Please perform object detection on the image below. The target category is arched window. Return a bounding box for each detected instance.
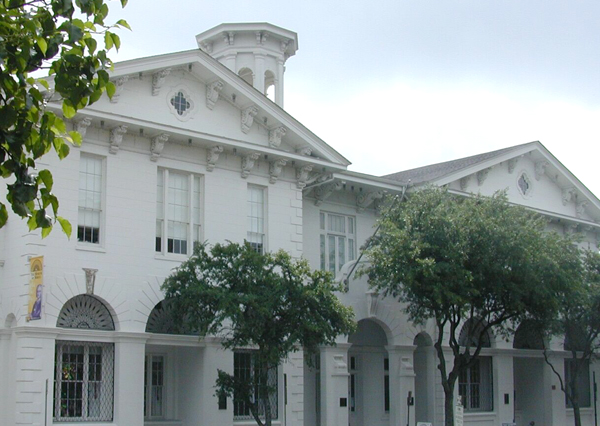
[57,294,115,331]
[238,67,254,86]
[54,295,115,422]
[145,300,199,335]
[513,321,544,350]
[458,318,491,348]
[264,70,275,101]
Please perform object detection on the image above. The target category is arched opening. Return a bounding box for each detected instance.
[264,70,275,101]
[458,319,493,412]
[57,294,115,331]
[238,67,254,86]
[513,320,544,350]
[4,313,17,329]
[145,300,199,335]
[348,319,389,426]
[413,332,434,424]
[54,295,115,421]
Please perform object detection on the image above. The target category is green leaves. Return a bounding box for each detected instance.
[0,0,128,236]
[162,242,355,426]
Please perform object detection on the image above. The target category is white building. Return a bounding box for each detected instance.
[1,23,599,426]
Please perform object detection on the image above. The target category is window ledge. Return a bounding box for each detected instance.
[154,254,189,262]
[76,244,106,253]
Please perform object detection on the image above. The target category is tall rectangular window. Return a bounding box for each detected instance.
[144,355,165,419]
[233,351,278,420]
[54,341,114,422]
[320,212,356,272]
[78,155,103,244]
[458,356,493,412]
[156,170,202,255]
[565,359,591,408]
[247,185,266,254]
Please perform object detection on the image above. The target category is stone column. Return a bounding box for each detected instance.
[113,334,147,426]
[319,343,351,426]
[276,59,285,107]
[254,54,265,94]
[387,345,416,426]
[494,352,515,424]
[8,327,58,426]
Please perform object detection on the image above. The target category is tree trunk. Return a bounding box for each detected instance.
[444,388,455,426]
[572,404,582,426]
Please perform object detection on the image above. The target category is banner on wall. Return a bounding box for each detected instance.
[27,256,44,321]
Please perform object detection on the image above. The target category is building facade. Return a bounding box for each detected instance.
[1,23,599,426]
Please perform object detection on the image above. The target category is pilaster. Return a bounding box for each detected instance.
[386,345,417,426]
[319,343,351,426]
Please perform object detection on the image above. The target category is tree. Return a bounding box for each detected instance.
[0,0,129,236]
[533,250,600,426]
[363,187,575,426]
[161,242,356,426]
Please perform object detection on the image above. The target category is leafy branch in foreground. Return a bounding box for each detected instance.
[0,0,129,236]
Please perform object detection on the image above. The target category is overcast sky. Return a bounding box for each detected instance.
[110,0,600,195]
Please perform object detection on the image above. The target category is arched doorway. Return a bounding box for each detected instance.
[348,319,389,426]
[413,332,435,424]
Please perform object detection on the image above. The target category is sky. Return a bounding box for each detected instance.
[109,0,600,195]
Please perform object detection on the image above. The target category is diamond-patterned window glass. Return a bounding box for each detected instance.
[54,341,114,422]
[233,351,278,421]
[56,295,115,331]
[170,91,190,116]
[517,173,531,196]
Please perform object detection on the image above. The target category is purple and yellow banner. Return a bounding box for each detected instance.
[27,256,43,321]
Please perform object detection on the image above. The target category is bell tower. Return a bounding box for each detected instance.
[196,23,298,107]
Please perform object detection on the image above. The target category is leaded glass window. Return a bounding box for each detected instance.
[319,212,356,272]
[78,155,103,244]
[247,185,266,254]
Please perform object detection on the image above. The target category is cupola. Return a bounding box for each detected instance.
[196,23,298,107]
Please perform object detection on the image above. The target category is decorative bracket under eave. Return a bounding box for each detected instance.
[296,165,313,189]
[577,201,589,219]
[241,152,260,178]
[109,125,128,154]
[268,126,287,148]
[206,145,224,171]
[314,181,343,206]
[269,159,287,184]
[460,175,471,191]
[297,146,312,156]
[357,191,385,212]
[206,80,224,110]
[535,161,550,181]
[562,187,576,206]
[110,76,129,103]
[152,68,171,96]
[241,105,259,134]
[74,117,92,140]
[150,133,169,162]
[477,167,491,186]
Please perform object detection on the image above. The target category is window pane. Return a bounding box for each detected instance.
[78,156,102,244]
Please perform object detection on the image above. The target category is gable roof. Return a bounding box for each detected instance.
[385,141,600,224]
[383,143,531,185]
[103,48,351,168]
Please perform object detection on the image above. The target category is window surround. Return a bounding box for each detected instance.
[155,169,203,257]
[144,353,166,420]
[319,211,356,273]
[77,154,106,247]
[167,86,195,122]
[233,350,278,421]
[247,185,267,254]
[54,340,115,422]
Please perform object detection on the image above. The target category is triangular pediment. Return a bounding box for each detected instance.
[49,49,349,172]
[386,142,600,228]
